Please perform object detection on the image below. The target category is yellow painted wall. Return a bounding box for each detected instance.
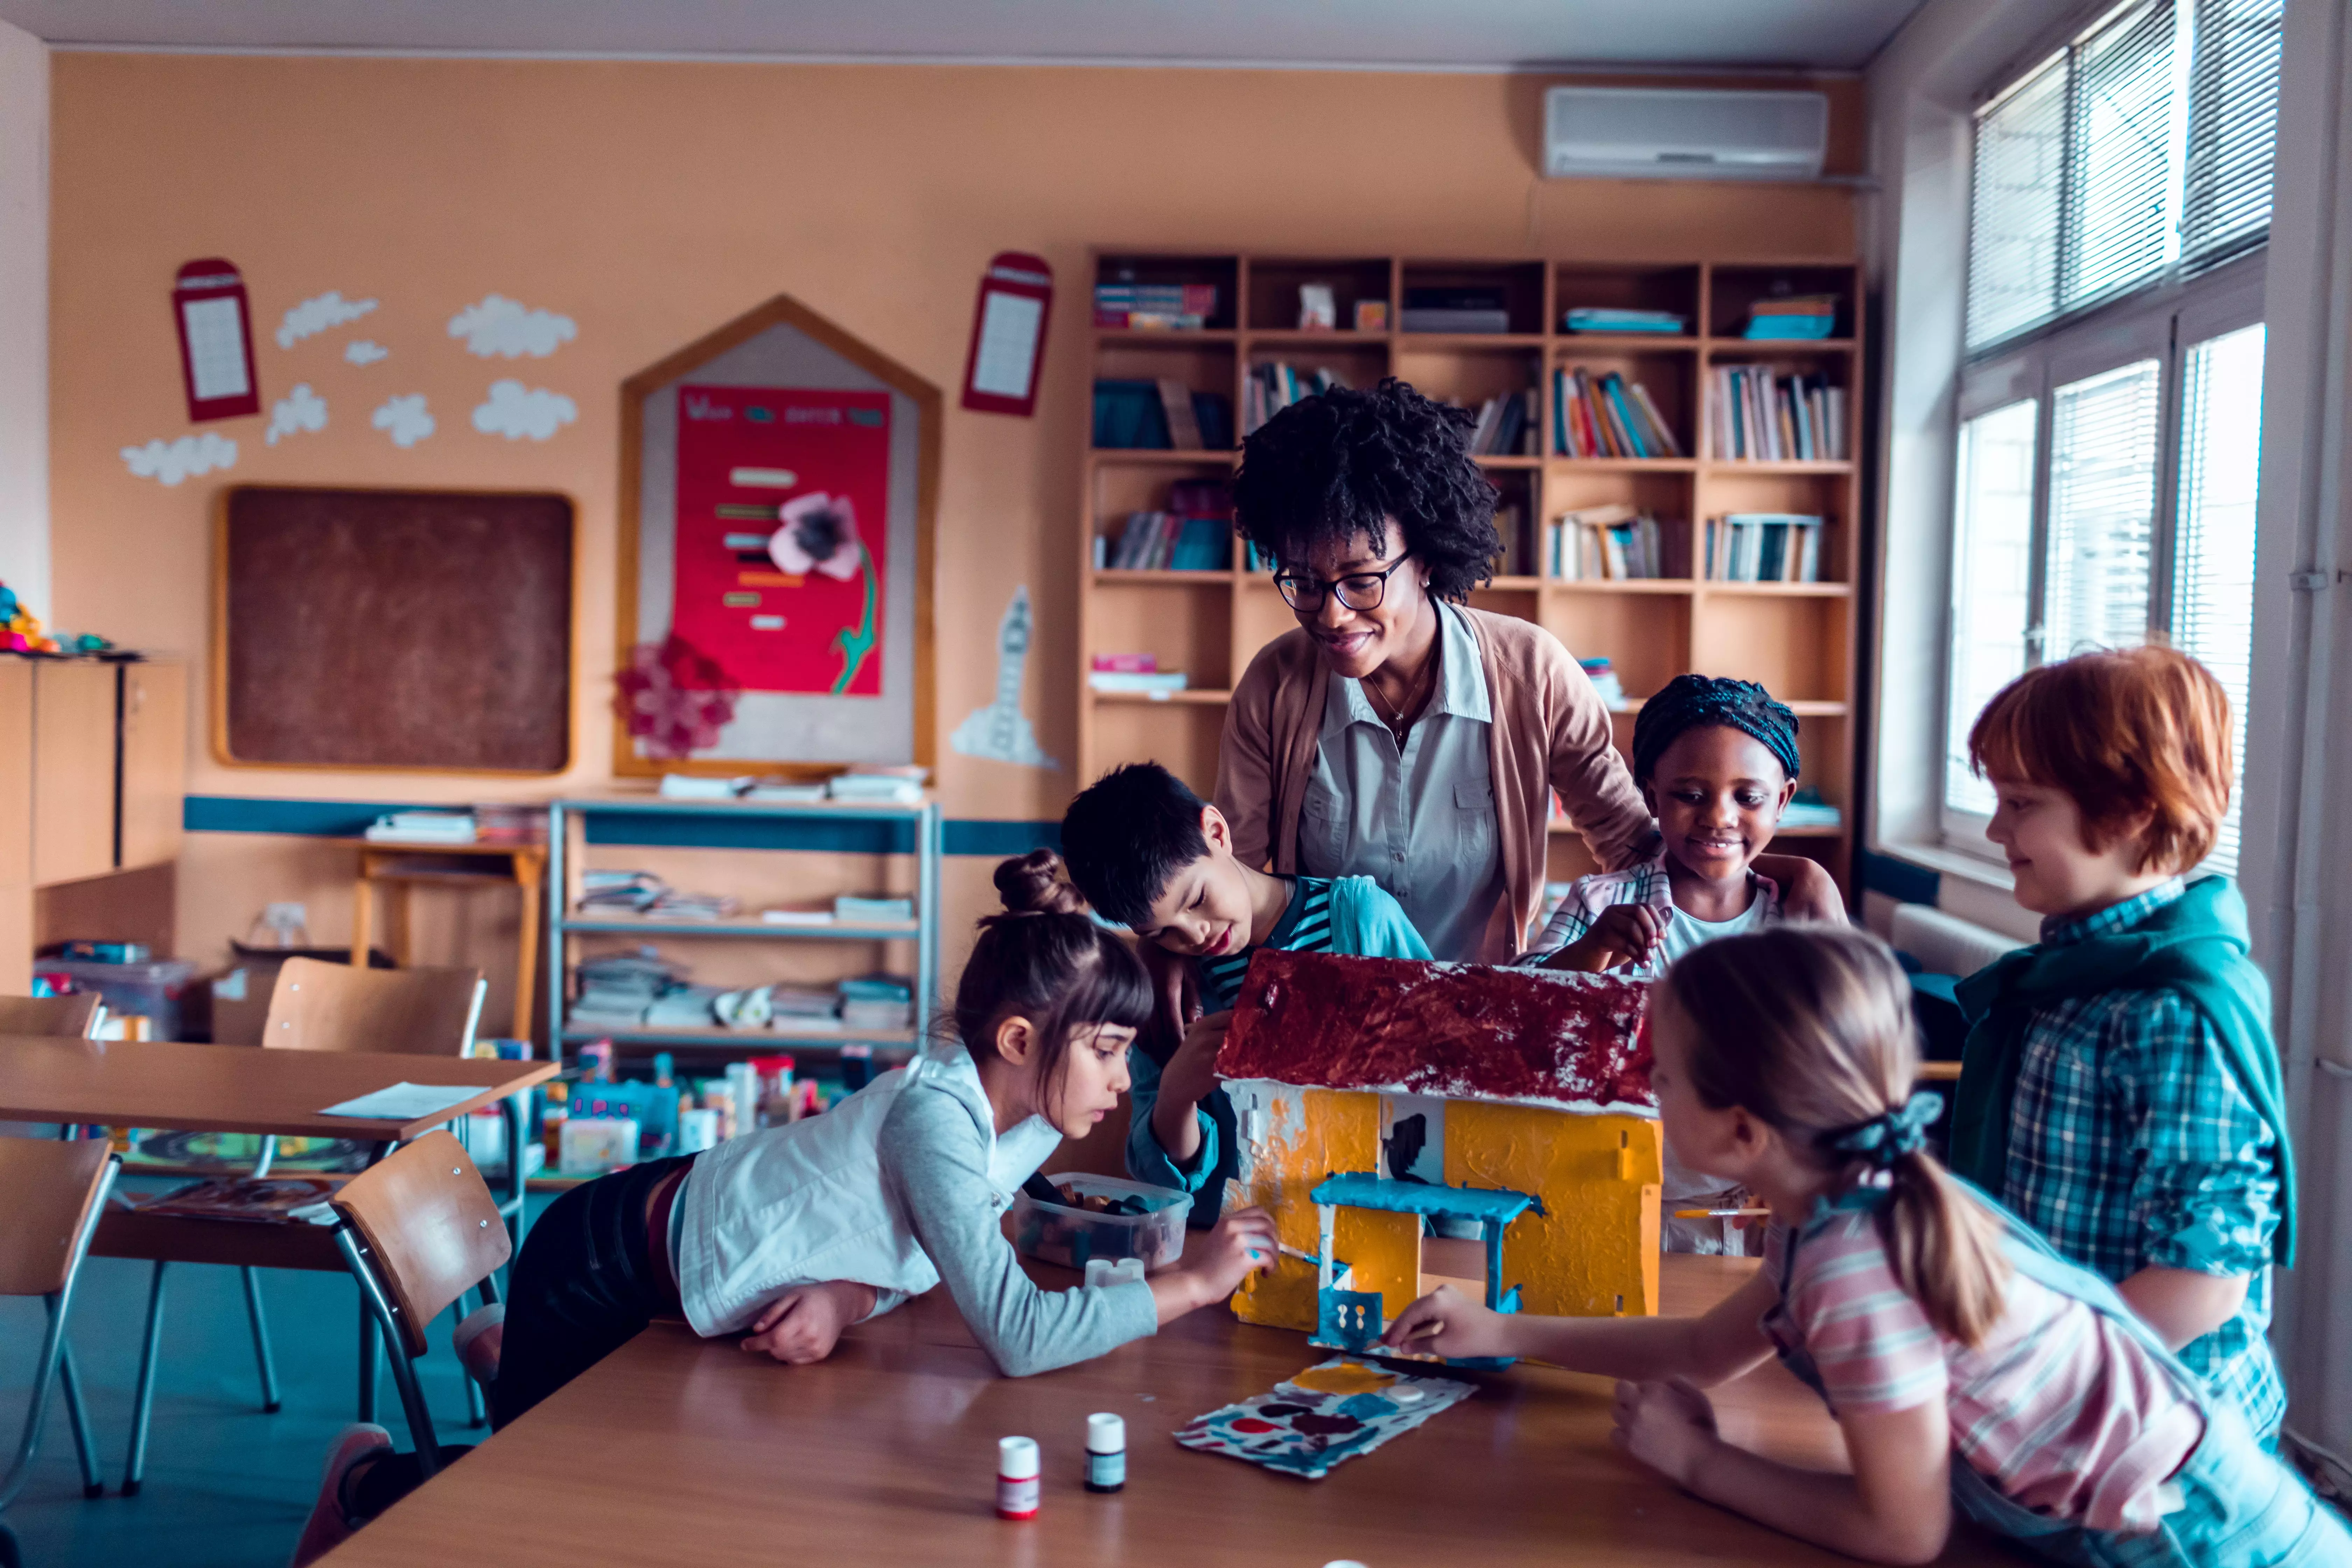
[1228,1085,1381,1330]
[1446,1102,1662,1318]
[46,54,1857,993]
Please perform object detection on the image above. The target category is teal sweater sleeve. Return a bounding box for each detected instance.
[1328,875,1434,961]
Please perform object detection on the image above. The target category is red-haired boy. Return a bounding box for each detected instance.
[1950,645,2294,1445]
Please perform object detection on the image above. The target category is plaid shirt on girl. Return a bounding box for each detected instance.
[1524,853,1782,975]
[2002,878,2287,1442]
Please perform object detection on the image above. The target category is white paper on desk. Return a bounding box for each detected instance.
[318,1083,483,1120]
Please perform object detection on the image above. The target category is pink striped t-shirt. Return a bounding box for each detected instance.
[1761,1204,2204,1532]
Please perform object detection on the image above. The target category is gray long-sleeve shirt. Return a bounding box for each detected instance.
[877,1078,1158,1377]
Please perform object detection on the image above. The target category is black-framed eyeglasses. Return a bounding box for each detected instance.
[1272,555,1412,613]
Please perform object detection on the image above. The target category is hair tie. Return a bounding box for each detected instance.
[1828,1093,1942,1168]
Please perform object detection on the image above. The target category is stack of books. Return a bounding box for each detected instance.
[1742,294,1839,340]
[1401,286,1509,334]
[363,809,476,844]
[1778,788,1843,830]
[1096,512,1230,571]
[1563,307,1687,336]
[1703,514,1826,582]
[828,768,926,805]
[1553,368,1682,459]
[472,804,546,844]
[570,948,685,1030]
[1465,390,1539,457]
[835,894,915,924]
[838,974,915,1033]
[1088,655,1189,696]
[1091,380,1234,450]
[1578,657,1626,707]
[578,870,738,922]
[1094,282,1217,331]
[1243,363,1348,435]
[1548,503,1687,581]
[1710,368,1846,462]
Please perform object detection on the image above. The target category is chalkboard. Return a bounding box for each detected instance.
[215,486,575,773]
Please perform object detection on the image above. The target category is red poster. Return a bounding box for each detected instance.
[671,384,891,696]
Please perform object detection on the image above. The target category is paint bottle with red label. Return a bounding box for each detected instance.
[996,1436,1040,1519]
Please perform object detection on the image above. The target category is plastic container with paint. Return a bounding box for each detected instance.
[1084,1413,1126,1493]
[996,1436,1041,1519]
[1010,1172,1191,1272]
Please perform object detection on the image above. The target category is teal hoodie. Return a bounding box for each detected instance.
[1949,876,2294,1267]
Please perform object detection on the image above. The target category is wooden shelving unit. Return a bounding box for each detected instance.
[1078,253,1863,895]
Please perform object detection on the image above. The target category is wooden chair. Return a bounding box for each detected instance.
[329,1130,511,1480]
[100,959,488,1493]
[0,993,103,1041]
[0,1138,118,1566]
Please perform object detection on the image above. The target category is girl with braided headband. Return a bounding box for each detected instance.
[1384,926,2350,1568]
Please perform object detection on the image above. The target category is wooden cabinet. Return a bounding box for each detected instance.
[33,660,119,887]
[120,660,187,869]
[0,660,31,889]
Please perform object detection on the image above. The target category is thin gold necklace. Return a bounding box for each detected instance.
[1365,648,1436,745]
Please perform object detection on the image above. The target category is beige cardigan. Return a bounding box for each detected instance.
[1215,607,1652,963]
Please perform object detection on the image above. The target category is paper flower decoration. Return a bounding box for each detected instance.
[769,492,863,581]
[615,635,739,760]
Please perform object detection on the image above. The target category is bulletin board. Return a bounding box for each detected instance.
[212,485,577,773]
[617,295,939,778]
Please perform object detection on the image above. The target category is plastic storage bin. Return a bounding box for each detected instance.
[1011,1172,1191,1271]
[35,957,199,1041]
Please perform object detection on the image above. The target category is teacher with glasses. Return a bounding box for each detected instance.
[1209,378,1837,969]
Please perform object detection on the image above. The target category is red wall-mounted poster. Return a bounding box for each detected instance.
[670,384,892,697]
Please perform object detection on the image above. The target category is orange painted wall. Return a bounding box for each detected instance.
[45,54,1855,1000]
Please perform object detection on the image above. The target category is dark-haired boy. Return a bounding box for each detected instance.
[1061,763,1429,1223]
[1953,645,2293,1445]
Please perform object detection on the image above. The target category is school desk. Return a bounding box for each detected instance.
[316,1254,2008,1568]
[337,839,549,1041]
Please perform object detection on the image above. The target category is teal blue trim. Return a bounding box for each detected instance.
[1308,1171,1536,1224]
[184,795,1061,858]
[1861,849,1941,905]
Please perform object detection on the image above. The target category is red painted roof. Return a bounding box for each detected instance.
[1213,951,1655,1113]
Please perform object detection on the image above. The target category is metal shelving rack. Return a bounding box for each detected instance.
[545,793,941,1070]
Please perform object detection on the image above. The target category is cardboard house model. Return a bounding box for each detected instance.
[1214,952,1662,1363]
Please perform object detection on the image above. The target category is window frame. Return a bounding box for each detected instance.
[1939,252,2265,859]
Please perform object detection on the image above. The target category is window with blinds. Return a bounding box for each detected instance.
[2044,360,2162,660]
[1945,401,2040,817]
[1964,0,2283,352]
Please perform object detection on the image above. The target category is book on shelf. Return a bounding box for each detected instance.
[1400,286,1509,334]
[834,894,915,924]
[1088,670,1190,695]
[1741,293,1839,341]
[1091,652,1158,673]
[1243,363,1348,435]
[1464,388,1539,457]
[1547,503,1687,581]
[364,809,476,844]
[1702,513,1826,583]
[1708,367,1847,462]
[1778,788,1843,830]
[1562,306,1687,336]
[1551,367,1683,459]
[1490,501,1533,576]
[1094,282,1218,330]
[1099,511,1230,571]
[1156,378,1205,449]
[1091,379,1234,450]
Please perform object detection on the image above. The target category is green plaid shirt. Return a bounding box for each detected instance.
[2003,878,2286,1442]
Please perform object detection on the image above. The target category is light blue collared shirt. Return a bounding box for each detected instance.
[1296,601,1502,963]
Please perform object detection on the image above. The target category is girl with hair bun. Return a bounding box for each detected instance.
[293,849,1275,1562]
[1381,925,2347,1568]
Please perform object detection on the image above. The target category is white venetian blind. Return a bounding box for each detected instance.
[2182,0,2285,271]
[2043,360,2162,661]
[1945,400,2041,816]
[2064,1,2178,306]
[1966,57,2068,351]
[2171,323,2265,876]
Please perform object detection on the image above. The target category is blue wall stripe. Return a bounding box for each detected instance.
[184,796,1060,858]
[1860,849,1941,906]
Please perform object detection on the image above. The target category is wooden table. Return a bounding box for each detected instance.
[337,838,548,1041]
[323,1255,2004,1567]
[0,1036,555,1142]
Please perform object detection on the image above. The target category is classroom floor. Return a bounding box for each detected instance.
[0,1180,540,1568]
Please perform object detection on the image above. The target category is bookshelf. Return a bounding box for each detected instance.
[1078,253,1863,896]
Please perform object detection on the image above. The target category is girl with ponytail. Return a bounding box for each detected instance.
[1381,925,2347,1568]
[295,852,1277,1563]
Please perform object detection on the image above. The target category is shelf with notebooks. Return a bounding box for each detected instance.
[1078,252,1864,893]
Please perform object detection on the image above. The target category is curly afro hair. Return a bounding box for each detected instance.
[1231,378,1501,602]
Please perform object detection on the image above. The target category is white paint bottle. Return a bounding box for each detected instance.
[996,1435,1040,1520]
[1084,1412,1126,1493]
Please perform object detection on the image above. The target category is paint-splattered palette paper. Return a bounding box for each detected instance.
[1174,1359,1474,1479]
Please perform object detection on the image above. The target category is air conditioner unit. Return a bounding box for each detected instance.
[1544,86,1829,182]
